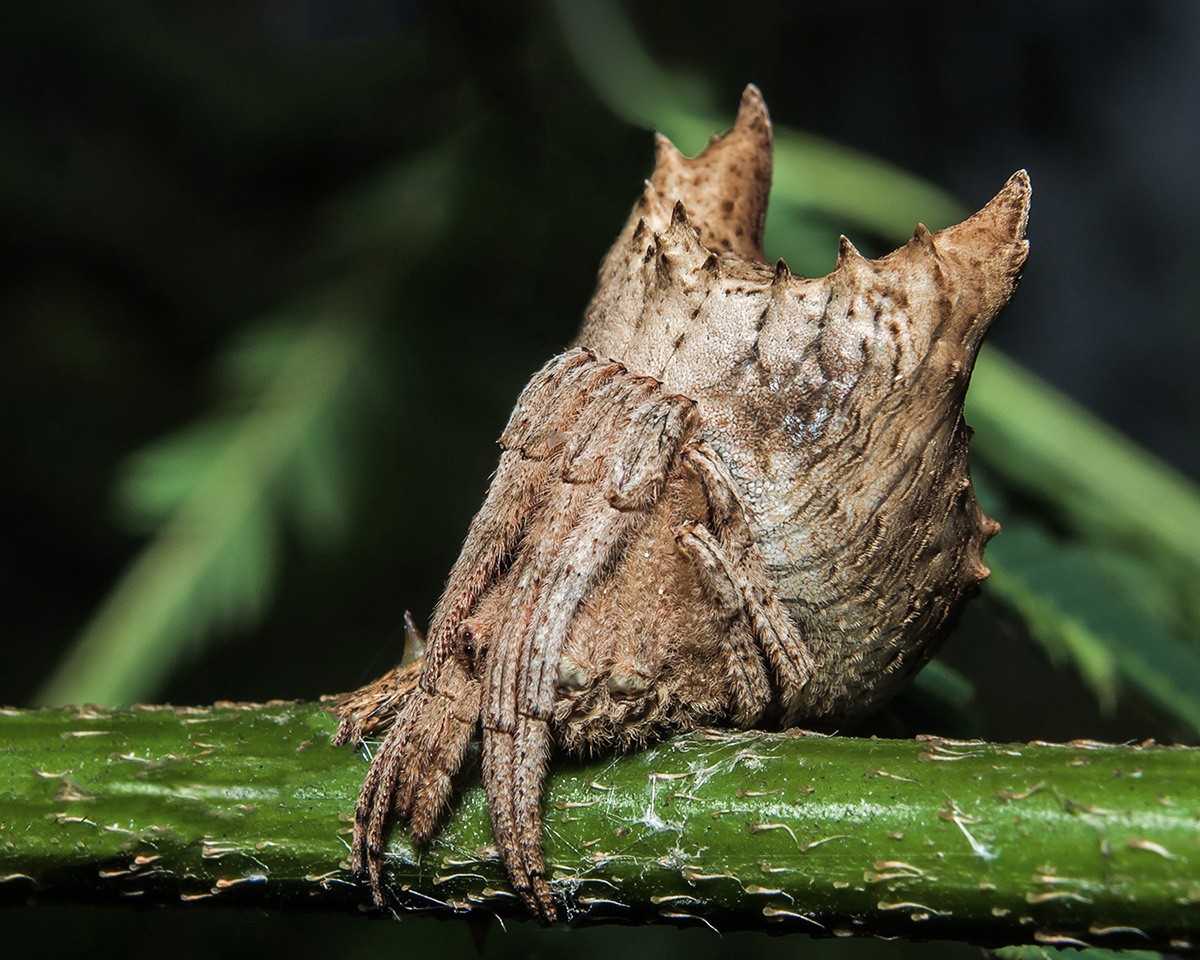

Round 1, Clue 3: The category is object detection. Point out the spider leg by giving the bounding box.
[341,349,701,920]
[405,666,481,843]
[349,689,417,904]
[338,350,615,905]
[681,441,814,721]
[479,364,700,922]
[675,520,772,726]
[479,487,642,922]
[349,656,480,908]
[419,351,604,679]
[482,715,552,918]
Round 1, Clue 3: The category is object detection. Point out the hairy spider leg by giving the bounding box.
[479,358,700,920]
[680,442,814,722]
[344,350,613,907]
[674,520,773,725]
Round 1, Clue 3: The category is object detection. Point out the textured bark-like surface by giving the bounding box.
[334,86,1031,921]
[578,86,1027,723]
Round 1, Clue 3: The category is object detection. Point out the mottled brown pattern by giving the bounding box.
[332,86,1031,922]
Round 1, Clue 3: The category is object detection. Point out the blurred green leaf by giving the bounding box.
[984,520,1200,735]
[969,350,1200,629]
[35,307,382,707]
[904,659,981,736]
[117,421,239,533]
[35,147,459,708]
[910,658,976,711]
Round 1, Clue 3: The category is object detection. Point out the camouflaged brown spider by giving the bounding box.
[332,86,1030,922]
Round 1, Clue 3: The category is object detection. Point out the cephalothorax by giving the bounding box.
[333,87,1030,921]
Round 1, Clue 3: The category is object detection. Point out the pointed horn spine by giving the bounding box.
[981,514,1001,541]
[939,169,1032,264]
[733,83,769,135]
[401,610,426,665]
[835,235,868,271]
[911,222,935,247]
[657,201,711,276]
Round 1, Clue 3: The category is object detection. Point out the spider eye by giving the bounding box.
[458,622,484,667]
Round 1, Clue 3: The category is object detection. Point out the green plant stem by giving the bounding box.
[1,702,1197,950]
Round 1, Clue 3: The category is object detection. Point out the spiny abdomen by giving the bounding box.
[577,86,1029,722]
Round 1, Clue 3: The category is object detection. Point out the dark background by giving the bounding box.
[3,2,1197,957]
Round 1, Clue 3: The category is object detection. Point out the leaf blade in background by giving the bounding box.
[33,146,459,709]
[969,349,1200,626]
[983,520,1200,736]
[34,307,381,707]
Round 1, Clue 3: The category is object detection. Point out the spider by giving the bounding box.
[333,86,1030,923]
